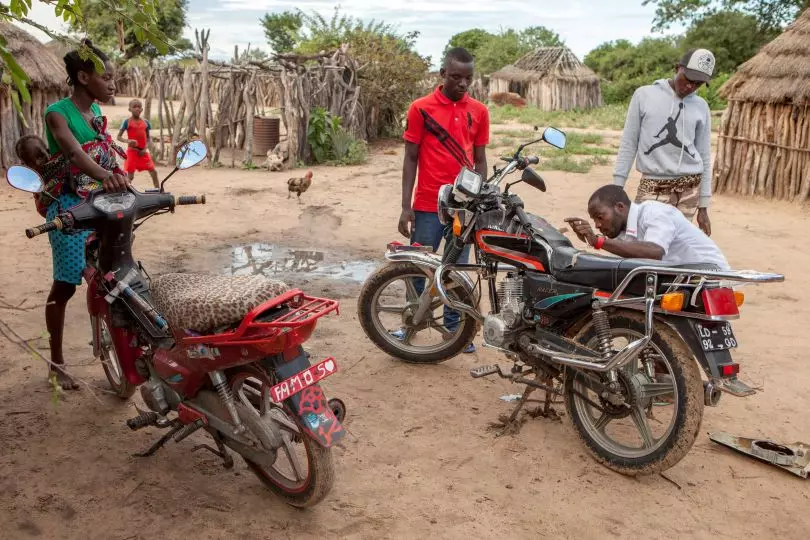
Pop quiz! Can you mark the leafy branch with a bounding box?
[0,0,173,123]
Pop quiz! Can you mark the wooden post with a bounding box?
[172,66,193,151]
[243,71,257,166]
[157,70,166,164]
[195,29,212,165]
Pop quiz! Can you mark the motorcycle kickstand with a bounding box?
[192,432,234,469]
[132,420,183,458]
[507,385,536,424]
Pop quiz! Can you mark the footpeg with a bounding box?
[174,419,205,443]
[470,364,502,378]
[126,411,159,431]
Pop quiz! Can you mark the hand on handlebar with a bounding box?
[102,172,131,193]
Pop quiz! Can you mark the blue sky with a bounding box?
[22,0,683,67]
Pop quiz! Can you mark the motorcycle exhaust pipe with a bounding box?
[704,381,722,407]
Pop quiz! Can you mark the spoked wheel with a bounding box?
[97,316,136,399]
[357,261,479,363]
[564,310,704,475]
[228,367,334,508]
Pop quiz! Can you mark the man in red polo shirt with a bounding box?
[394,47,490,353]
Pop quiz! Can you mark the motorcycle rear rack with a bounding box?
[182,289,339,346]
[595,266,784,322]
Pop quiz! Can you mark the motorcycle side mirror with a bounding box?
[176,140,208,170]
[6,165,44,193]
[521,168,547,192]
[542,127,567,149]
[160,140,209,192]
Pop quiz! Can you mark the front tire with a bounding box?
[564,309,704,475]
[357,261,479,364]
[97,316,136,399]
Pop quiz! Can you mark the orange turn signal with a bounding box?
[734,291,745,307]
[660,292,685,312]
[452,214,463,236]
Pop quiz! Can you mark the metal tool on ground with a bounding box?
[709,432,810,478]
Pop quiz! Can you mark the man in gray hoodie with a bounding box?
[613,48,716,236]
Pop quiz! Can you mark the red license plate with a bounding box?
[270,357,337,403]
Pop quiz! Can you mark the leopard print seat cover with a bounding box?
[150,273,289,333]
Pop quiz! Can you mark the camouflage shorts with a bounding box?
[635,175,702,221]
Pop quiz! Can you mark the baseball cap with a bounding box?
[679,48,715,83]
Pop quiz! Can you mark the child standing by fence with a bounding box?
[117,99,159,188]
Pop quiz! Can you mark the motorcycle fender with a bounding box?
[272,352,346,448]
[384,251,480,304]
[658,316,733,379]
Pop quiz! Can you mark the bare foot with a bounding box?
[50,367,80,391]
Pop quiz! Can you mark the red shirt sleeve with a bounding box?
[403,103,424,144]
[474,106,490,147]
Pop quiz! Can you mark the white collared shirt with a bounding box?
[619,201,730,270]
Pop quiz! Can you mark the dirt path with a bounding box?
[0,145,808,539]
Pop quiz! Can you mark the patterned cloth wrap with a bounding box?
[635,174,702,221]
[34,115,126,218]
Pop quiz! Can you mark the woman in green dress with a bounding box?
[42,39,130,390]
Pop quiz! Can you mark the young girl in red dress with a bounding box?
[117,99,159,187]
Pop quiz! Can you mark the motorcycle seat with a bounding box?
[550,246,719,293]
[151,273,289,333]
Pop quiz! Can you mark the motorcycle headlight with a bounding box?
[437,184,454,225]
[452,167,483,201]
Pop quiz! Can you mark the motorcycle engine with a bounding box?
[483,274,525,348]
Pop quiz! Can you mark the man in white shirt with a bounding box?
[565,185,730,270]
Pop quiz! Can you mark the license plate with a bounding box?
[270,357,337,403]
[694,322,738,352]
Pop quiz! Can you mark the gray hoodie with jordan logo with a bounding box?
[613,79,713,208]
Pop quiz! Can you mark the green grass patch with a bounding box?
[540,154,612,174]
[490,103,628,131]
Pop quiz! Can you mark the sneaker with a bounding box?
[463,342,476,354]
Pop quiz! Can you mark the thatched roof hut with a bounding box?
[713,8,810,202]
[0,23,67,169]
[489,47,601,111]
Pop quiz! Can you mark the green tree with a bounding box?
[642,0,810,33]
[682,10,777,72]
[1,0,170,119]
[260,10,303,53]
[260,6,430,140]
[519,26,565,49]
[584,37,682,103]
[475,29,525,74]
[67,0,191,60]
[444,28,494,60]
[445,25,565,74]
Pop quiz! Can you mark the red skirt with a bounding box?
[125,147,155,173]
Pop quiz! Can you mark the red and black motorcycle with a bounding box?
[358,127,784,475]
[7,141,346,507]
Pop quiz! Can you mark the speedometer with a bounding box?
[92,192,136,213]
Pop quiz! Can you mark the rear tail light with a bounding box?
[702,287,739,317]
[721,363,740,377]
[734,291,745,307]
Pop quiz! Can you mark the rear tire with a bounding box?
[222,366,335,508]
[357,261,479,364]
[564,310,704,475]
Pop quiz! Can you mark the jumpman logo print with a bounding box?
[644,102,695,158]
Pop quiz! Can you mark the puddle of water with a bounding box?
[226,243,377,283]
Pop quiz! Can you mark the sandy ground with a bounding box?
[1,140,809,539]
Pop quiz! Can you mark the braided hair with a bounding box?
[63,38,109,87]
